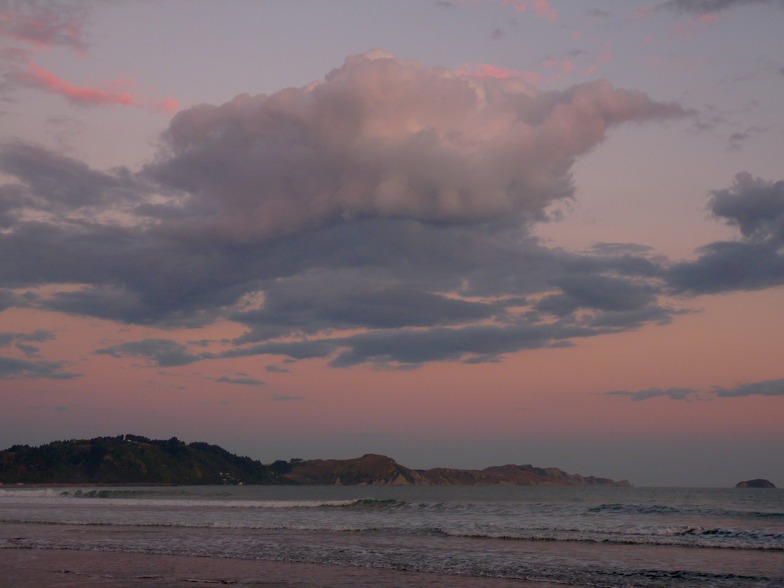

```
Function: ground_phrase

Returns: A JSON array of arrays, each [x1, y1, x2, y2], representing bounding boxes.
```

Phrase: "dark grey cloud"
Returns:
[[214, 376, 265, 387], [326, 322, 588, 367], [0, 142, 143, 213], [95, 339, 198, 367], [606, 377, 784, 400], [655, 0, 779, 15], [668, 173, 784, 294], [0, 356, 79, 379], [0, 329, 53, 346], [726, 126, 768, 151], [232, 273, 505, 344], [272, 394, 304, 402], [669, 240, 784, 293], [606, 387, 699, 401], [0, 329, 54, 356], [0, 184, 27, 227], [213, 318, 608, 369], [708, 172, 784, 238], [0, 289, 20, 311], [536, 274, 657, 316], [714, 377, 784, 397], [7, 51, 780, 372]]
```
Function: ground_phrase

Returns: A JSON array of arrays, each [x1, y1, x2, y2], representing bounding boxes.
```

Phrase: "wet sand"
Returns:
[[0, 548, 560, 587]]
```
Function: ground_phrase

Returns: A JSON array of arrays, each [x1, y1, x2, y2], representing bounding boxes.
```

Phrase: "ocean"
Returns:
[[1, 484, 782, 586]]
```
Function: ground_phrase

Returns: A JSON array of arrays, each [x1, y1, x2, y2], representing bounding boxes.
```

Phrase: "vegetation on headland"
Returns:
[[735, 479, 776, 488], [0, 435, 280, 485], [0, 435, 631, 486]]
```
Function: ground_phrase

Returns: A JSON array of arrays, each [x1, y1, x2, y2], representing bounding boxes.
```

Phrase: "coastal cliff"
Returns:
[[0, 436, 630, 487]]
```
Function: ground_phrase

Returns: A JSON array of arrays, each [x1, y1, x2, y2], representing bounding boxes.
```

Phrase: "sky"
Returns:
[[0, 0, 783, 487]]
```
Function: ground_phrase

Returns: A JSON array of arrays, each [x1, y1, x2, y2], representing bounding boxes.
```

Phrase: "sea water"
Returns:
[[1, 485, 782, 586]]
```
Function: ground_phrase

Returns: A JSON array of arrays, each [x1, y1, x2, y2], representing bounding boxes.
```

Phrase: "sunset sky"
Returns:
[[1, 0, 783, 487]]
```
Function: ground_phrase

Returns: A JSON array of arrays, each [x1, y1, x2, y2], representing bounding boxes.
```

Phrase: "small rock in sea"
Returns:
[[735, 479, 776, 488]]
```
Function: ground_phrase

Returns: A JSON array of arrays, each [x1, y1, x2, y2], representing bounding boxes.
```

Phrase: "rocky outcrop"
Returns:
[[735, 479, 776, 488]]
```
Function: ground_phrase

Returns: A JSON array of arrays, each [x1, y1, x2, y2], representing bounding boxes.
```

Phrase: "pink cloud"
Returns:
[[597, 50, 613, 63], [13, 63, 178, 113], [673, 14, 719, 36], [1, 3, 177, 114], [16, 63, 138, 106], [150, 51, 687, 243], [0, 1, 88, 51], [634, 6, 656, 18], [500, 0, 558, 21], [154, 97, 181, 115], [543, 59, 575, 74], [456, 62, 543, 84]]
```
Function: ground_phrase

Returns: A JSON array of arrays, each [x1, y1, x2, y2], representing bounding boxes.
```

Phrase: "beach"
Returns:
[[0, 548, 557, 587]]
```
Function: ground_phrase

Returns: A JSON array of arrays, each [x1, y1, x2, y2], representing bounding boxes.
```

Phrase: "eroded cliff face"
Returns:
[[285, 454, 425, 486], [283, 454, 630, 487]]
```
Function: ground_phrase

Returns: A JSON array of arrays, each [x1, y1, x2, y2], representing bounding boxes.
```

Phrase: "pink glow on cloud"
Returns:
[[673, 13, 719, 36], [457, 62, 543, 84], [155, 97, 181, 115], [543, 59, 574, 74], [643, 34, 656, 45], [0, 3, 87, 52], [634, 6, 655, 19], [501, 0, 558, 21], [1, 4, 177, 114], [13, 63, 179, 113]]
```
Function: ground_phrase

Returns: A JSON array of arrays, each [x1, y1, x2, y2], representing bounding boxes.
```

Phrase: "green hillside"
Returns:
[[0, 435, 282, 485]]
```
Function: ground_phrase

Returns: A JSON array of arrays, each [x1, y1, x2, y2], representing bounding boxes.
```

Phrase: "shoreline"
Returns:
[[0, 547, 561, 587]]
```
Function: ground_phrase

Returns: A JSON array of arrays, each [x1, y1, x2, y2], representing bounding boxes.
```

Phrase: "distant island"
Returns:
[[735, 479, 776, 488], [0, 435, 631, 487]]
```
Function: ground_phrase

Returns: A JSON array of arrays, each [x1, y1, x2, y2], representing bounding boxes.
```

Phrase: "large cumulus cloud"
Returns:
[[146, 50, 686, 242], [9, 50, 776, 371]]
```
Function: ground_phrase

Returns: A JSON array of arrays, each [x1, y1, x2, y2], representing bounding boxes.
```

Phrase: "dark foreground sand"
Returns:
[[0, 549, 560, 587]]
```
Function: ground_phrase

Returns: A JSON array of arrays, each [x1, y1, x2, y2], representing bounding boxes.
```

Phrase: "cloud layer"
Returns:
[[607, 377, 784, 400], [1, 51, 782, 372], [669, 173, 784, 293]]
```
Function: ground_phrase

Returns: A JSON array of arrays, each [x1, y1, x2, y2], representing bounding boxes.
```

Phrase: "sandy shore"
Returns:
[[0, 548, 560, 587]]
